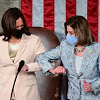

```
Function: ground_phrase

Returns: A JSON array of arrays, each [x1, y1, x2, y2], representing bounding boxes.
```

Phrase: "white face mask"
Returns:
[[66, 33, 77, 46]]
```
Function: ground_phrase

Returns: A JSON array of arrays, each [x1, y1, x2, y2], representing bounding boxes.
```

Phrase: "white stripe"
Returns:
[[76, 0, 87, 19], [98, 0, 100, 43], [32, 0, 43, 27], [55, 0, 66, 41]]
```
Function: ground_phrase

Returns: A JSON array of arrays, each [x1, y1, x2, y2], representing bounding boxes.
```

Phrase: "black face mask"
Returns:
[[13, 27, 24, 39]]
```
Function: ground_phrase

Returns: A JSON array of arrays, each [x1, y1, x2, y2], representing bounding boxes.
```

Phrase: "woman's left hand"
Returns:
[[16, 65, 28, 72], [82, 79, 93, 92], [21, 65, 28, 72]]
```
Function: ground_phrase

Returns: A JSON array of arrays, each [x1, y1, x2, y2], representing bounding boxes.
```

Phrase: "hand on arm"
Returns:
[[82, 79, 93, 92], [49, 66, 66, 74]]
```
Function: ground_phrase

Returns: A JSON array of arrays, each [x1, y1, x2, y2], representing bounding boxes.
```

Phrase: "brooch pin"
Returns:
[[89, 50, 92, 58]]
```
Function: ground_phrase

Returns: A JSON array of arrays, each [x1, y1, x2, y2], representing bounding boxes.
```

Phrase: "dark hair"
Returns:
[[1, 7, 31, 41], [64, 16, 95, 46]]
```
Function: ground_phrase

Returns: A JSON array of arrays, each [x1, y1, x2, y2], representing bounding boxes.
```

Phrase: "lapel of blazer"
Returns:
[[69, 46, 76, 74], [2, 41, 13, 64], [14, 34, 28, 63], [64, 43, 77, 75], [79, 45, 94, 76]]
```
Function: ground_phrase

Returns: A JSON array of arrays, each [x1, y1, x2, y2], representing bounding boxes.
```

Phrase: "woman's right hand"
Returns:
[[49, 66, 66, 74]]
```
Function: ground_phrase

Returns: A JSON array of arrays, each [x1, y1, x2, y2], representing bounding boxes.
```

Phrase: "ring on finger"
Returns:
[[85, 88, 87, 90]]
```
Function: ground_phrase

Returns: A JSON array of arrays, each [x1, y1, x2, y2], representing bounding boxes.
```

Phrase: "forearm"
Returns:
[[26, 62, 42, 72]]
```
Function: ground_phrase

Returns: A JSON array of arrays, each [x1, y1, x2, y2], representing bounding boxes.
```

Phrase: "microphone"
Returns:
[[17, 60, 25, 73], [10, 60, 25, 100]]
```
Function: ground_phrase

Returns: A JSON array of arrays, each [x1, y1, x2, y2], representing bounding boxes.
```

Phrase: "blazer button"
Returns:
[[77, 77, 79, 79]]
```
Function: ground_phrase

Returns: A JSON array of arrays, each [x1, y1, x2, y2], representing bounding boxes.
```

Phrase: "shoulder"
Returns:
[[90, 42, 100, 48], [88, 42, 100, 52], [23, 34, 40, 42], [60, 39, 73, 47], [60, 39, 68, 45], [24, 34, 40, 40], [22, 34, 42, 45]]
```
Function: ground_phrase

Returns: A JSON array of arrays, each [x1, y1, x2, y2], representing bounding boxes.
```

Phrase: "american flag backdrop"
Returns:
[[21, 0, 100, 42]]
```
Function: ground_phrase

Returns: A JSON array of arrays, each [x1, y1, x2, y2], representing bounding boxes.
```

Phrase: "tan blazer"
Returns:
[[0, 34, 45, 100]]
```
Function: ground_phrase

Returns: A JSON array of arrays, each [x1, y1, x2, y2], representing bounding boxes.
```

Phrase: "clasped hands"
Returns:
[[49, 66, 93, 92]]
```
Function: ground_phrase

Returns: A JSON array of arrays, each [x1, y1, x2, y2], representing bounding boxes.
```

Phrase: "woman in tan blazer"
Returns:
[[0, 7, 45, 100]]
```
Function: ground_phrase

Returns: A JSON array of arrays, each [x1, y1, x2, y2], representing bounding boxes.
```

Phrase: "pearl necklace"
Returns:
[[74, 45, 85, 52]]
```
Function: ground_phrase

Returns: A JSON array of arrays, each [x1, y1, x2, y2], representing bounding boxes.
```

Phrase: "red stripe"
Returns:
[[44, 0, 55, 32], [21, 0, 32, 27], [87, 0, 99, 42], [66, 0, 76, 21]]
